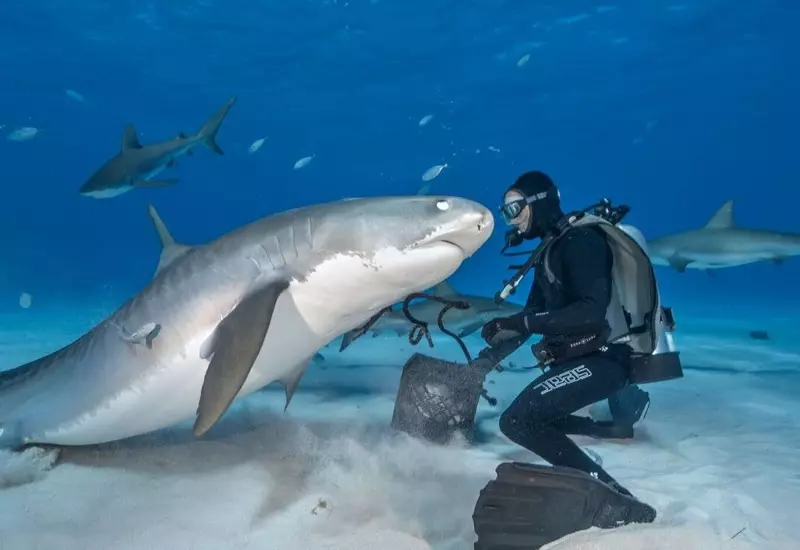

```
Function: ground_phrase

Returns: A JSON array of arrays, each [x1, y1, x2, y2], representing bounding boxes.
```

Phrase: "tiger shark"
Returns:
[[79, 96, 236, 199], [647, 199, 800, 272], [0, 195, 494, 448], [337, 280, 523, 351]]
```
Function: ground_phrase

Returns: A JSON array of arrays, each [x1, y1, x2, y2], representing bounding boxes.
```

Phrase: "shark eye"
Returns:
[[436, 199, 450, 211]]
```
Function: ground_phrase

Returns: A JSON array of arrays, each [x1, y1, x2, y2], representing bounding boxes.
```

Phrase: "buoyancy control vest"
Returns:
[[538, 212, 683, 384]]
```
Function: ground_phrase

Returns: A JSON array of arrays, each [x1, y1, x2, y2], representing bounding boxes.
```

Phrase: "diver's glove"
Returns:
[[481, 313, 529, 347]]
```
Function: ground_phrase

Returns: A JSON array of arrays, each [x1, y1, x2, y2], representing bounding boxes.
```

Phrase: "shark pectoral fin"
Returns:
[[280, 360, 311, 412], [431, 280, 458, 297], [193, 279, 290, 437], [121, 124, 142, 150], [457, 320, 486, 338], [668, 255, 692, 273], [339, 329, 358, 352], [134, 179, 179, 188], [772, 256, 786, 265]]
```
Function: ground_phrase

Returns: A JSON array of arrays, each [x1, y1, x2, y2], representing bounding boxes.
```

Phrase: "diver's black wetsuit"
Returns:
[[498, 225, 634, 491]]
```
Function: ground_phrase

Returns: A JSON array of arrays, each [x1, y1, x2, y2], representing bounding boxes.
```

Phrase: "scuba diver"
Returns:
[[472, 170, 683, 547]]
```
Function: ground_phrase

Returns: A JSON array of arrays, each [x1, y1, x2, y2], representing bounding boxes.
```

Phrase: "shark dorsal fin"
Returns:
[[147, 204, 193, 276], [431, 280, 457, 297], [121, 124, 142, 151], [704, 200, 735, 229]]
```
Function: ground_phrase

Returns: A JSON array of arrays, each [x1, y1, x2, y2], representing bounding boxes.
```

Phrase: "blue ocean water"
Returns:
[[2, 0, 799, 315], [1, 2, 800, 549]]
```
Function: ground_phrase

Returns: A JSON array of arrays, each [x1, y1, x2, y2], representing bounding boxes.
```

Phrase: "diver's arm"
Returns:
[[520, 229, 611, 336]]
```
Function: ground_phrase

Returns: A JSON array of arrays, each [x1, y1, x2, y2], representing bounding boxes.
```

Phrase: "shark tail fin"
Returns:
[[196, 96, 237, 155], [147, 204, 193, 276]]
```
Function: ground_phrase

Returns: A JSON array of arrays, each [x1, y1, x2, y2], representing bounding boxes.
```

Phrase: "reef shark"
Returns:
[[0, 196, 494, 448], [647, 199, 800, 272], [79, 96, 237, 199], [338, 280, 523, 351]]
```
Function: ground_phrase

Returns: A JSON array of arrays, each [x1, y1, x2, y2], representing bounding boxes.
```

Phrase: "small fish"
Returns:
[[65, 89, 85, 102], [7, 127, 39, 142], [416, 183, 431, 195], [115, 321, 162, 349], [248, 137, 266, 154], [418, 114, 434, 126], [487, 145, 501, 152], [18, 292, 32, 309], [517, 54, 531, 67], [422, 163, 447, 181], [294, 155, 314, 170]]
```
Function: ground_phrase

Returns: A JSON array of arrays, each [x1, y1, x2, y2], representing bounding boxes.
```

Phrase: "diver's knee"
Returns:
[[499, 406, 524, 440]]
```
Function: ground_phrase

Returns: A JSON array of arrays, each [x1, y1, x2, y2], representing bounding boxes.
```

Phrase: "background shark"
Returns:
[[79, 96, 236, 199], [338, 279, 523, 351], [0, 195, 493, 448], [647, 199, 800, 272]]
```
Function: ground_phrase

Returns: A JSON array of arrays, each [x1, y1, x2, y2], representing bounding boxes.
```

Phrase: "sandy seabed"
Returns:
[[0, 308, 797, 550]]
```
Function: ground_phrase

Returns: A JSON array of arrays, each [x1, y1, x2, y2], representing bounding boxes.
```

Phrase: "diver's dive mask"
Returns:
[[499, 190, 551, 225]]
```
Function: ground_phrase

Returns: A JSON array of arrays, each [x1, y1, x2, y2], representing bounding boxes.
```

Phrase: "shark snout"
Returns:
[[436, 199, 495, 257]]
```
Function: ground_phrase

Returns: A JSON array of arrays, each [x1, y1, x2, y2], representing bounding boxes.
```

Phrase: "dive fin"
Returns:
[[147, 204, 193, 275], [195, 96, 237, 155], [121, 124, 142, 150], [473, 462, 656, 549], [134, 179, 179, 188], [703, 199, 735, 229], [608, 384, 650, 427], [193, 279, 290, 437]]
